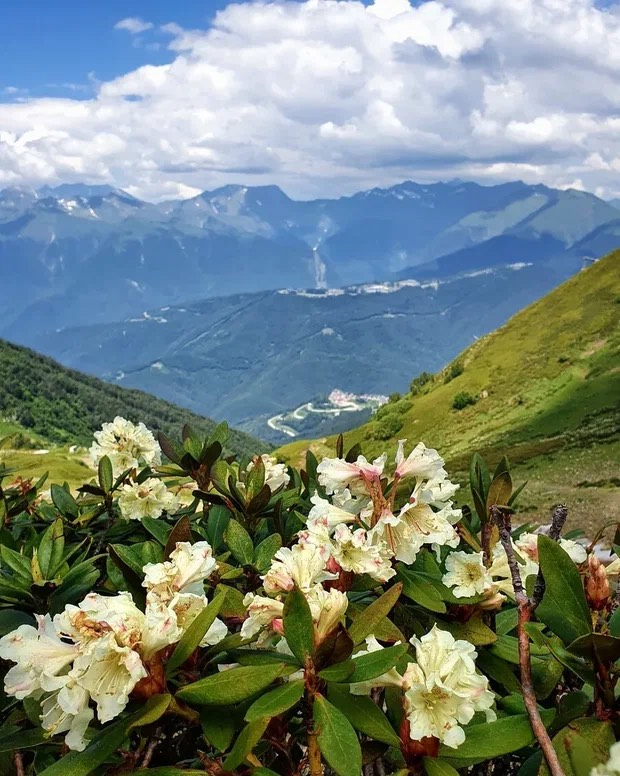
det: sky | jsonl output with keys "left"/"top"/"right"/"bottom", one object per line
{"left": 1, "top": 0, "right": 620, "bottom": 201}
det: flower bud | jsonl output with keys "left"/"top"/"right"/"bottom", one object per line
{"left": 478, "top": 590, "right": 507, "bottom": 611}
{"left": 586, "top": 554, "right": 611, "bottom": 611}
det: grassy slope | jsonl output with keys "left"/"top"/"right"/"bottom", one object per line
{"left": 0, "top": 339, "right": 268, "bottom": 486}
{"left": 279, "top": 251, "right": 620, "bottom": 533}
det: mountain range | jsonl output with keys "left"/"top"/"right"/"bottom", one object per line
{"left": 2, "top": 179, "right": 620, "bottom": 342}
{"left": 2, "top": 177, "right": 619, "bottom": 439}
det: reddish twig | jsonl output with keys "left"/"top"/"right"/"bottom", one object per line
{"left": 13, "top": 752, "right": 25, "bottom": 776}
{"left": 493, "top": 506, "right": 567, "bottom": 776}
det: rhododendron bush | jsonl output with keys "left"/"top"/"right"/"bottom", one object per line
{"left": 0, "top": 419, "right": 618, "bottom": 775}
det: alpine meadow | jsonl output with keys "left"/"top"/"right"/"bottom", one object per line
{"left": 1, "top": 1, "right": 620, "bottom": 775}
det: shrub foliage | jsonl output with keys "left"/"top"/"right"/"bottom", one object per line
{"left": 0, "top": 418, "right": 617, "bottom": 776}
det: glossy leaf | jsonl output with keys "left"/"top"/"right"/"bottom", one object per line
{"left": 283, "top": 586, "right": 315, "bottom": 664}
{"left": 224, "top": 519, "right": 254, "bottom": 565}
{"left": 328, "top": 685, "right": 400, "bottom": 748}
{"left": 348, "top": 643, "right": 408, "bottom": 684}
{"left": 314, "top": 694, "right": 362, "bottom": 776}
{"left": 177, "top": 663, "right": 286, "bottom": 706}
{"left": 166, "top": 591, "right": 226, "bottom": 674}
{"left": 536, "top": 535, "right": 591, "bottom": 645}
{"left": 347, "top": 583, "right": 403, "bottom": 645}
{"left": 223, "top": 719, "right": 270, "bottom": 771}
{"left": 244, "top": 680, "right": 304, "bottom": 722}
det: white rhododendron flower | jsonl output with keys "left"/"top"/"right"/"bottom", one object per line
{"left": 317, "top": 453, "right": 386, "bottom": 495}
{"left": 247, "top": 454, "right": 290, "bottom": 492}
{"left": 402, "top": 626, "right": 495, "bottom": 748}
{"left": 241, "top": 594, "right": 285, "bottom": 639}
{"left": 118, "top": 477, "right": 179, "bottom": 521}
{"left": 89, "top": 416, "right": 161, "bottom": 476}
{"left": 305, "top": 585, "right": 349, "bottom": 641}
{"left": 308, "top": 494, "right": 360, "bottom": 530}
{"left": 371, "top": 502, "right": 459, "bottom": 565}
{"left": 591, "top": 741, "right": 620, "bottom": 775}
{"left": 0, "top": 615, "right": 77, "bottom": 699}
{"left": 72, "top": 635, "right": 147, "bottom": 723}
{"left": 39, "top": 674, "right": 93, "bottom": 752}
{"left": 395, "top": 440, "right": 447, "bottom": 481}
{"left": 55, "top": 591, "right": 145, "bottom": 650}
{"left": 442, "top": 551, "right": 494, "bottom": 598}
{"left": 414, "top": 476, "right": 460, "bottom": 509}
{"left": 331, "top": 524, "right": 395, "bottom": 583}
{"left": 143, "top": 541, "right": 218, "bottom": 598}
{"left": 349, "top": 636, "right": 405, "bottom": 695}
{"left": 262, "top": 544, "right": 337, "bottom": 595}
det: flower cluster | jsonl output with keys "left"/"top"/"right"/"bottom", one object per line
{"left": 90, "top": 416, "right": 161, "bottom": 476}
{"left": 0, "top": 541, "right": 224, "bottom": 750}
{"left": 118, "top": 477, "right": 179, "bottom": 520}
{"left": 247, "top": 453, "right": 291, "bottom": 492}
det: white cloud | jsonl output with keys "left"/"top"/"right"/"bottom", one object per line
{"left": 114, "top": 17, "right": 154, "bottom": 34}
{"left": 1, "top": 0, "right": 620, "bottom": 200}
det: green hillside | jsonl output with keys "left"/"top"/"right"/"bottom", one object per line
{"left": 0, "top": 338, "right": 267, "bottom": 462}
{"left": 279, "top": 251, "right": 620, "bottom": 532}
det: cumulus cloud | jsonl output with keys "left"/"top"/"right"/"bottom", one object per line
{"left": 114, "top": 17, "right": 154, "bottom": 34}
{"left": 2, "top": 0, "right": 620, "bottom": 199}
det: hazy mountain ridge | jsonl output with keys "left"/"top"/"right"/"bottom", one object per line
{"left": 2, "top": 178, "right": 619, "bottom": 340}
{"left": 28, "top": 260, "right": 575, "bottom": 434}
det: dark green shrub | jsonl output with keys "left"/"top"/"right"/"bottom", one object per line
{"left": 452, "top": 391, "right": 478, "bottom": 410}
{"left": 410, "top": 371, "right": 433, "bottom": 395}
{"left": 444, "top": 360, "right": 464, "bottom": 384}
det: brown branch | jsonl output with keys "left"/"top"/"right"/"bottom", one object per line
{"left": 493, "top": 506, "right": 566, "bottom": 776}
{"left": 139, "top": 728, "right": 163, "bottom": 768}
{"left": 13, "top": 752, "right": 24, "bottom": 776}
{"left": 308, "top": 729, "right": 323, "bottom": 776}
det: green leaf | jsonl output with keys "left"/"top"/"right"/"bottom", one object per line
{"left": 283, "top": 587, "right": 315, "bottom": 664}
{"left": 0, "top": 544, "right": 32, "bottom": 581}
{"left": 539, "top": 718, "right": 615, "bottom": 776}
{"left": 439, "top": 711, "right": 555, "bottom": 767}
{"left": 98, "top": 456, "right": 113, "bottom": 493}
{"left": 177, "top": 663, "right": 286, "bottom": 706}
{"left": 567, "top": 633, "right": 620, "bottom": 664}
{"left": 328, "top": 685, "right": 400, "bottom": 748}
{"left": 136, "top": 770, "right": 206, "bottom": 775}
{"left": 223, "top": 719, "right": 270, "bottom": 772}
{"left": 314, "top": 694, "right": 362, "bottom": 776}
{"left": 200, "top": 707, "right": 238, "bottom": 751}
{"left": 608, "top": 606, "right": 620, "bottom": 637}
{"left": 396, "top": 567, "right": 446, "bottom": 613}
{"left": 224, "top": 519, "right": 254, "bottom": 565}
{"left": 166, "top": 591, "right": 226, "bottom": 675}
{"left": 440, "top": 614, "right": 497, "bottom": 646}
{"left": 0, "top": 728, "right": 49, "bottom": 752}
{"left": 38, "top": 518, "right": 65, "bottom": 579}
{"left": 348, "top": 643, "right": 408, "bottom": 684}
{"left": 38, "top": 694, "right": 171, "bottom": 776}
{"left": 318, "top": 661, "right": 356, "bottom": 682}
{"left": 0, "top": 609, "right": 34, "bottom": 636}
{"left": 347, "top": 583, "right": 403, "bottom": 645}
{"left": 253, "top": 534, "right": 282, "bottom": 572}
{"left": 423, "top": 759, "right": 461, "bottom": 776}
{"left": 141, "top": 517, "right": 171, "bottom": 545}
{"left": 244, "top": 680, "right": 304, "bottom": 722}
{"left": 536, "top": 535, "right": 591, "bottom": 645}
{"left": 50, "top": 484, "right": 78, "bottom": 518}
{"left": 346, "top": 602, "right": 404, "bottom": 643}
{"left": 205, "top": 505, "right": 231, "bottom": 552}
{"left": 495, "top": 607, "right": 518, "bottom": 636}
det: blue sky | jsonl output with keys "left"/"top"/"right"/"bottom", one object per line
{"left": 1, "top": 1, "right": 236, "bottom": 99}
{"left": 0, "top": 0, "right": 619, "bottom": 201}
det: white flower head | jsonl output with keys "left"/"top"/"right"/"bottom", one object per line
{"left": 247, "top": 454, "right": 290, "bottom": 492}
{"left": 317, "top": 454, "right": 386, "bottom": 496}
{"left": 414, "top": 476, "right": 460, "bottom": 508}
{"left": 591, "top": 741, "right": 620, "bottom": 775}
{"left": 72, "top": 634, "right": 147, "bottom": 724}
{"left": 402, "top": 626, "right": 495, "bottom": 749}
{"left": 118, "top": 477, "right": 179, "bottom": 521}
{"left": 39, "top": 673, "right": 93, "bottom": 752}
{"left": 395, "top": 441, "right": 447, "bottom": 481}
{"left": 305, "top": 585, "right": 349, "bottom": 641}
{"left": 89, "top": 416, "right": 161, "bottom": 476}
{"left": 442, "top": 551, "right": 494, "bottom": 598}
{"left": 371, "top": 502, "right": 459, "bottom": 565}
{"left": 331, "top": 524, "right": 395, "bottom": 583}
{"left": 55, "top": 591, "right": 145, "bottom": 650}
{"left": 143, "top": 541, "right": 218, "bottom": 598}
{"left": 0, "top": 615, "right": 77, "bottom": 700}
{"left": 349, "top": 635, "right": 405, "bottom": 695}
{"left": 241, "top": 593, "right": 285, "bottom": 640}
{"left": 262, "top": 544, "right": 337, "bottom": 595}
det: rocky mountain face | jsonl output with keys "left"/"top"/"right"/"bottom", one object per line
{"left": 2, "top": 179, "right": 619, "bottom": 340}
